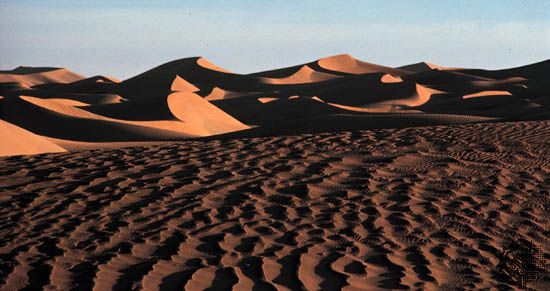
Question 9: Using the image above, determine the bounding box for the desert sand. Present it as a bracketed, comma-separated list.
[0, 55, 549, 289]
[1, 54, 548, 154]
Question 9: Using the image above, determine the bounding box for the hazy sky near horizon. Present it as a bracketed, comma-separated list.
[1, 0, 549, 78]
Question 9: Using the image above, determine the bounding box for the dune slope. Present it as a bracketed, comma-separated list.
[0, 119, 66, 156]
[0, 55, 548, 155]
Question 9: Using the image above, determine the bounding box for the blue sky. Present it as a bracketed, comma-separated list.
[1, 0, 548, 78]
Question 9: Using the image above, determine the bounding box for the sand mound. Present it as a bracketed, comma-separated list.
[1, 95, 197, 141]
[261, 65, 339, 84]
[167, 91, 249, 135]
[257, 97, 279, 103]
[119, 57, 242, 100]
[204, 87, 246, 101]
[0, 119, 66, 156]
[1, 54, 548, 155]
[455, 59, 550, 79]
[197, 57, 232, 73]
[381, 74, 403, 83]
[18, 92, 126, 105]
[317, 54, 409, 76]
[171, 75, 200, 92]
[0, 67, 85, 87]
[463, 90, 512, 99]
[398, 62, 444, 73]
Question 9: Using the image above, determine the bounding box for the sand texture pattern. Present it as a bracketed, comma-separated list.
[0, 120, 548, 290]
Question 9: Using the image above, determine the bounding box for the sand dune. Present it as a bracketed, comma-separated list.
[0, 67, 84, 87]
[317, 54, 410, 76]
[0, 54, 548, 154]
[203, 87, 247, 101]
[463, 90, 512, 99]
[1, 95, 193, 141]
[118, 57, 248, 101]
[0, 54, 549, 290]
[167, 91, 250, 135]
[397, 61, 449, 73]
[260, 65, 340, 84]
[0, 119, 66, 156]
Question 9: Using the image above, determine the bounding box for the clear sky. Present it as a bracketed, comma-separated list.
[1, 0, 548, 78]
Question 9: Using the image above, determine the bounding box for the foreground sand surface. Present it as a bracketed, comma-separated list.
[0, 120, 548, 290]
[1, 55, 549, 156]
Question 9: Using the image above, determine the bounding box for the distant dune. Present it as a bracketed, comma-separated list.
[0, 55, 549, 290]
[0, 54, 549, 155]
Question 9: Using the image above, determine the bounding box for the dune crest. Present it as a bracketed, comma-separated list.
[204, 87, 246, 101]
[381, 74, 403, 83]
[171, 75, 199, 92]
[317, 54, 408, 76]
[167, 92, 249, 135]
[261, 65, 339, 84]
[398, 62, 442, 73]
[0, 54, 548, 154]
[196, 57, 232, 73]
[0, 119, 66, 156]
[0, 67, 85, 87]
[463, 90, 512, 99]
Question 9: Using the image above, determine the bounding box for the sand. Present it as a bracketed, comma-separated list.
[0, 54, 549, 289]
[1, 55, 548, 153]
[0, 120, 548, 290]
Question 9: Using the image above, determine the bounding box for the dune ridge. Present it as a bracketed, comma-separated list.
[0, 54, 548, 290]
[0, 67, 85, 87]
[0, 54, 548, 155]
[0, 119, 66, 156]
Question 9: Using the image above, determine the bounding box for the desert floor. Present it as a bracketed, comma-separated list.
[1, 120, 548, 290]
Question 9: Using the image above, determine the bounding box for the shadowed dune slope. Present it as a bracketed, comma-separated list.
[0, 54, 549, 155]
[118, 57, 253, 100]
[0, 95, 193, 141]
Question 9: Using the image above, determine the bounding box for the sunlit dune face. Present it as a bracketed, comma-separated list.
[463, 90, 512, 99]
[197, 58, 232, 73]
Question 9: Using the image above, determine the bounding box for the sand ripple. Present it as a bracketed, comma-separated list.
[0, 120, 548, 290]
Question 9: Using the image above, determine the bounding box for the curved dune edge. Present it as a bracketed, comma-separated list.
[0, 119, 66, 156]
[17, 95, 199, 138]
[463, 90, 512, 99]
[260, 65, 340, 84]
[397, 61, 452, 73]
[327, 84, 444, 110]
[197, 57, 232, 73]
[42, 98, 91, 107]
[381, 74, 403, 83]
[317, 54, 408, 76]
[204, 87, 247, 101]
[31, 93, 126, 105]
[257, 97, 279, 104]
[167, 91, 250, 136]
[0, 67, 85, 87]
[326, 102, 421, 113]
[171, 75, 199, 92]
